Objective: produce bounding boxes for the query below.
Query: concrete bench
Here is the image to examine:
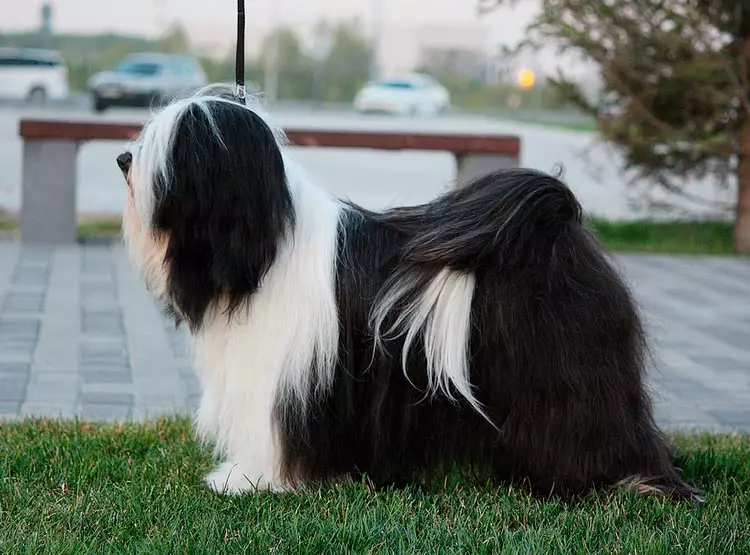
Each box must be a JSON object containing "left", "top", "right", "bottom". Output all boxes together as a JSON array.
[{"left": 18, "top": 118, "right": 521, "bottom": 244}]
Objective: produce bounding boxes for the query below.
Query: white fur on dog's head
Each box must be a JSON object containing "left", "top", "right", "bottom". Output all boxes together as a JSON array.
[{"left": 118, "top": 84, "right": 295, "bottom": 330}]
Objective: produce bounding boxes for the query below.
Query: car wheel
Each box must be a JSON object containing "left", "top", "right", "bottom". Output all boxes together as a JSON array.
[
  {"left": 93, "top": 96, "right": 108, "bottom": 113},
  {"left": 27, "top": 87, "right": 47, "bottom": 105}
]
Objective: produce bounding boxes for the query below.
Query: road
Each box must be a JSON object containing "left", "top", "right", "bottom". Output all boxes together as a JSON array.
[{"left": 0, "top": 102, "right": 736, "bottom": 219}]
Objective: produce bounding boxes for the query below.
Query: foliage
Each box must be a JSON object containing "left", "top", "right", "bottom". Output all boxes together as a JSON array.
[
  {"left": 258, "top": 27, "right": 314, "bottom": 100},
  {"left": 1, "top": 418, "right": 748, "bottom": 553},
  {"left": 319, "top": 21, "right": 373, "bottom": 102},
  {"left": 481, "top": 0, "right": 750, "bottom": 252},
  {"left": 486, "top": 1, "right": 745, "bottom": 192}
]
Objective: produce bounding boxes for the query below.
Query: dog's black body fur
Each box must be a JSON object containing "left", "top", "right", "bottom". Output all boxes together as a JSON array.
[
  {"left": 276, "top": 171, "right": 697, "bottom": 499},
  {"left": 149, "top": 96, "right": 699, "bottom": 500}
]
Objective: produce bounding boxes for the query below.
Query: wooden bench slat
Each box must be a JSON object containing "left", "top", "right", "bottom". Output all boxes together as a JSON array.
[{"left": 19, "top": 119, "right": 520, "bottom": 156}]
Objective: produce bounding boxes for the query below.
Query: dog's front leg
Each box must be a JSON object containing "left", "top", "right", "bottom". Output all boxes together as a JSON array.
[{"left": 197, "top": 383, "right": 288, "bottom": 495}]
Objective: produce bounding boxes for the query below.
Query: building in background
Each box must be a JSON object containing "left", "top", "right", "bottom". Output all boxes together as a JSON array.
[
  {"left": 418, "top": 47, "right": 487, "bottom": 81},
  {"left": 378, "top": 24, "right": 491, "bottom": 77},
  {"left": 189, "top": 21, "right": 492, "bottom": 77},
  {"left": 184, "top": 18, "right": 603, "bottom": 99}
]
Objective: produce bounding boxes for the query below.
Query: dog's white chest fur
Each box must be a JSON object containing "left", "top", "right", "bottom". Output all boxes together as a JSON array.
[{"left": 192, "top": 167, "right": 341, "bottom": 492}]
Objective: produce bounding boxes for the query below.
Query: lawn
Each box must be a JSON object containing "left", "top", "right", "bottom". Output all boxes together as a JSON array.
[
  {"left": 589, "top": 219, "right": 735, "bottom": 255},
  {"left": 0, "top": 418, "right": 748, "bottom": 554},
  {"left": 0, "top": 216, "right": 737, "bottom": 255}
]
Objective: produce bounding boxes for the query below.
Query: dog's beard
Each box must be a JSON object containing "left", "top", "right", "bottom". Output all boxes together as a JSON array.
[{"left": 122, "top": 190, "right": 169, "bottom": 300}]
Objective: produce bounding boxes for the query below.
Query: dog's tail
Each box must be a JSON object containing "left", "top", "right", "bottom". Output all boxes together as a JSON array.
[
  {"left": 367, "top": 168, "right": 584, "bottom": 425},
  {"left": 386, "top": 167, "right": 584, "bottom": 271}
]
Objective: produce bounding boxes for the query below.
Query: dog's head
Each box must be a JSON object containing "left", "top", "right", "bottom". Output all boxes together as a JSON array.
[{"left": 119, "top": 85, "right": 294, "bottom": 330}]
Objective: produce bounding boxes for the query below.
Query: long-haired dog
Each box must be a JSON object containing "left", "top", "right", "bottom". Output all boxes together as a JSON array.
[{"left": 118, "top": 85, "right": 700, "bottom": 501}]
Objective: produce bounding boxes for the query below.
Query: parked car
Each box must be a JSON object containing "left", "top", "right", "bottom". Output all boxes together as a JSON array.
[
  {"left": 353, "top": 73, "right": 451, "bottom": 116},
  {"left": 0, "top": 47, "right": 69, "bottom": 103},
  {"left": 88, "top": 53, "right": 208, "bottom": 112}
]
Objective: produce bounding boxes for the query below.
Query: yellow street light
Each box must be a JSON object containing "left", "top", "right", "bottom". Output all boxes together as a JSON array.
[{"left": 517, "top": 68, "right": 536, "bottom": 90}]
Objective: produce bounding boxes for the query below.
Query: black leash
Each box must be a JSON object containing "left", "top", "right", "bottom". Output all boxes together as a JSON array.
[{"left": 235, "top": 0, "right": 246, "bottom": 100}]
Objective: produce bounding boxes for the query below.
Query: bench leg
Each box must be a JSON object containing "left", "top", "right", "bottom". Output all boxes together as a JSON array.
[
  {"left": 21, "top": 139, "right": 79, "bottom": 245},
  {"left": 455, "top": 153, "right": 520, "bottom": 186}
]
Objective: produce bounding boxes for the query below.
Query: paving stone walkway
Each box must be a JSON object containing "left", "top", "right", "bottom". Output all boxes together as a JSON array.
[{"left": 0, "top": 240, "right": 748, "bottom": 431}]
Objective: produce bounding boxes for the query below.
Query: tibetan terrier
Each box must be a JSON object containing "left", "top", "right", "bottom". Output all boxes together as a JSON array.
[{"left": 119, "top": 84, "right": 700, "bottom": 501}]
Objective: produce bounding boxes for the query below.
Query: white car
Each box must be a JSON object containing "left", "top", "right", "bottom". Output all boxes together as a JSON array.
[
  {"left": 88, "top": 53, "right": 208, "bottom": 112},
  {"left": 353, "top": 73, "right": 451, "bottom": 116},
  {"left": 0, "top": 47, "right": 69, "bottom": 103}
]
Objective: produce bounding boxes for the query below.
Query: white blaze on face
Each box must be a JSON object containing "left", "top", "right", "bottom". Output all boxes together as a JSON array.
[{"left": 121, "top": 137, "right": 170, "bottom": 299}]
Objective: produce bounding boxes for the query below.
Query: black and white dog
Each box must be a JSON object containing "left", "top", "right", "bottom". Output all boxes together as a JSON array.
[{"left": 118, "top": 84, "right": 699, "bottom": 501}]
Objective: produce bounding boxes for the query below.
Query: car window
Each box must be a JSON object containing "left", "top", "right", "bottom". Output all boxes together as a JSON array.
[
  {"left": 114, "top": 61, "right": 162, "bottom": 76},
  {"left": 378, "top": 80, "right": 416, "bottom": 90},
  {"left": 0, "top": 56, "right": 61, "bottom": 67}
]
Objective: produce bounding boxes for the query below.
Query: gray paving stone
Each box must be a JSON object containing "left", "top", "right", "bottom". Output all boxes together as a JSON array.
[
  {"left": 80, "top": 350, "right": 129, "bottom": 363},
  {"left": 80, "top": 404, "right": 132, "bottom": 421},
  {"left": 18, "top": 254, "right": 53, "bottom": 267},
  {"left": 12, "top": 266, "right": 50, "bottom": 285},
  {"left": 687, "top": 353, "right": 750, "bottom": 371},
  {"left": 80, "top": 391, "right": 134, "bottom": 406},
  {"left": 0, "top": 318, "right": 40, "bottom": 335},
  {"left": 25, "top": 387, "right": 78, "bottom": 405},
  {"left": 2, "top": 292, "right": 45, "bottom": 312},
  {"left": 183, "top": 374, "right": 201, "bottom": 396},
  {"left": 0, "top": 362, "right": 31, "bottom": 374},
  {"left": 82, "top": 371, "right": 132, "bottom": 384},
  {"left": 1, "top": 246, "right": 749, "bottom": 429},
  {"left": 81, "top": 312, "right": 125, "bottom": 336},
  {"left": 187, "top": 393, "right": 201, "bottom": 410},
  {"left": 0, "top": 400, "right": 20, "bottom": 416},
  {"left": 0, "top": 339, "right": 37, "bottom": 358},
  {"left": 133, "top": 405, "right": 193, "bottom": 420},
  {"left": 80, "top": 362, "right": 131, "bottom": 374},
  {"left": 708, "top": 409, "right": 750, "bottom": 426},
  {"left": 653, "top": 403, "right": 722, "bottom": 427},
  {"left": 80, "top": 348, "right": 129, "bottom": 360},
  {"left": 21, "top": 403, "right": 77, "bottom": 419},
  {"left": 655, "top": 376, "right": 727, "bottom": 405},
  {"left": 29, "top": 365, "right": 80, "bottom": 375},
  {"left": 695, "top": 324, "right": 750, "bottom": 352},
  {"left": 0, "top": 374, "right": 29, "bottom": 402},
  {"left": 136, "top": 392, "right": 187, "bottom": 407}
]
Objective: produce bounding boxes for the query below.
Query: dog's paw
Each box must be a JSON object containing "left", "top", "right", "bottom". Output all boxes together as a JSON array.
[{"left": 204, "top": 461, "right": 287, "bottom": 495}]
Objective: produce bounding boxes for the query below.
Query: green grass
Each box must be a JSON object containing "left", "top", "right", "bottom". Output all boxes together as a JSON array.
[
  {"left": 76, "top": 218, "right": 123, "bottom": 239},
  {"left": 0, "top": 418, "right": 748, "bottom": 553},
  {"left": 0, "top": 216, "right": 737, "bottom": 255},
  {"left": 0, "top": 218, "right": 14, "bottom": 233},
  {"left": 0, "top": 217, "right": 123, "bottom": 239},
  {"left": 588, "top": 219, "right": 735, "bottom": 255},
  {"left": 496, "top": 112, "right": 598, "bottom": 133}
]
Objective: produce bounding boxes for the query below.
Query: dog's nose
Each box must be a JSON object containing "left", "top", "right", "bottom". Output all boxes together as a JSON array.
[{"left": 117, "top": 151, "right": 132, "bottom": 174}]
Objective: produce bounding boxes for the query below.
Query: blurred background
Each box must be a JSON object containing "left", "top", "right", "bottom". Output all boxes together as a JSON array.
[
  {"left": 0, "top": 0, "right": 597, "bottom": 117},
  {"left": 0, "top": 0, "right": 745, "bottom": 254}
]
